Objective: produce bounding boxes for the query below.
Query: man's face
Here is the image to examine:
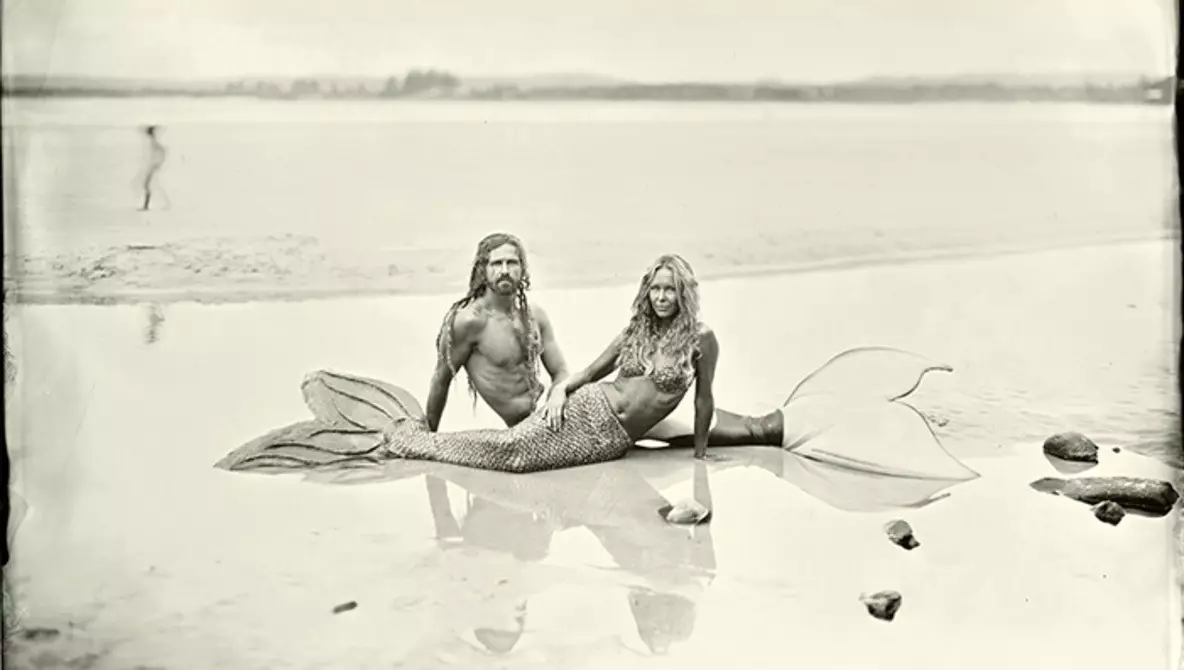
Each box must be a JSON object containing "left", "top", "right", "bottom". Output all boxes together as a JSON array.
[{"left": 485, "top": 243, "right": 524, "bottom": 294}]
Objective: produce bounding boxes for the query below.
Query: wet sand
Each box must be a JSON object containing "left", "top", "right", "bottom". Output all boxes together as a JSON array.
[{"left": 4, "top": 239, "right": 1181, "bottom": 669}]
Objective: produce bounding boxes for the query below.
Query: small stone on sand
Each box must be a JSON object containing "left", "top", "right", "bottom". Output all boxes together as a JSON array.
[
  {"left": 333, "top": 601, "right": 357, "bottom": 614},
  {"left": 1092, "top": 501, "right": 1126, "bottom": 526},
  {"left": 884, "top": 519, "right": 920, "bottom": 550},
  {"left": 664, "top": 499, "right": 710, "bottom": 525},
  {"left": 1043, "top": 432, "right": 1099, "bottom": 463},
  {"left": 860, "top": 591, "right": 903, "bottom": 622}
]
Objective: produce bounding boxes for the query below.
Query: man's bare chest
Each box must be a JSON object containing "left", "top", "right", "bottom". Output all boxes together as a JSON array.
[{"left": 473, "top": 317, "right": 538, "bottom": 368}]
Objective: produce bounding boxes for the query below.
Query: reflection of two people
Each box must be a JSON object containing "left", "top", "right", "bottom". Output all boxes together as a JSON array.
[
  {"left": 422, "top": 459, "right": 717, "bottom": 657},
  {"left": 415, "top": 448, "right": 966, "bottom": 658}
]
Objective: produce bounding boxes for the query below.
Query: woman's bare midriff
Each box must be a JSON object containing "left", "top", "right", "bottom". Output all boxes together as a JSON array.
[{"left": 598, "top": 377, "right": 687, "bottom": 440}]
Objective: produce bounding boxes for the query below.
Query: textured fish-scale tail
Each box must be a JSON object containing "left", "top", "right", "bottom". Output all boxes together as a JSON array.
[
  {"left": 218, "top": 373, "right": 634, "bottom": 473},
  {"left": 385, "top": 385, "right": 634, "bottom": 473}
]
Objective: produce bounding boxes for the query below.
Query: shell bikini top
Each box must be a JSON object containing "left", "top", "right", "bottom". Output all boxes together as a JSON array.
[{"left": 617, "top": 354, "right": 695, "bottom": 394}]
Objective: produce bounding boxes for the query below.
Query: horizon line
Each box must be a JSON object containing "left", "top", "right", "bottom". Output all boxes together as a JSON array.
[{"left": 3, "top": 68, "right": 1176, "bottom": 86}]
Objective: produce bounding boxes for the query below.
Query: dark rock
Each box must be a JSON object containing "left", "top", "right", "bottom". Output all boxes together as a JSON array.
[
  {"left": 1092, "top": 501, "right": 1126, "bottom": 526},
  {"left": 1030, "top": 476, "right": 1180, "bottom": 516},
  {"left": 332, "top": 601, "right": 357, "bottom": 614},
  {"left": 1112, "top": 447, "right": 1121, "bottom": 453},
  {"left": 1043, "top": 432, "right": 1099, "bottom": 463},
  {"left": 884, "top": 519, "right": 920, "bottom": 550},
  {"left": 860, "top": 591, "right": 903, "bottom": 621}
]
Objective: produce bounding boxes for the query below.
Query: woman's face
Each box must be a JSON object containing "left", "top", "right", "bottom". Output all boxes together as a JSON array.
[{"left": 648, "top": 267, "right": 678, "bottom": 319}]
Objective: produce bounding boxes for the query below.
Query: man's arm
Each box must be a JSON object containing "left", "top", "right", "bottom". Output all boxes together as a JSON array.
[
  {"left": 541, "top": 330, "right": 623, "bottom": 430},
  {"left": 425, "top": 308, "right": 483, "bottom": 432},
  {"left": 533, "top": 305, "right": 570, "bottom": 387},
  {"left": 692, "top": 326, "right": 719, "bottom": 460}
]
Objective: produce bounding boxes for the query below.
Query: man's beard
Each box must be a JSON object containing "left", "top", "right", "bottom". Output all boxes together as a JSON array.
[{"left": 490, "top": 276, "right": 518, "bottom": 294}]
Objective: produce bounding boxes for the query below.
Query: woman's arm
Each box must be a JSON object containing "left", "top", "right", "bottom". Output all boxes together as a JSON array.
[
  {"left": 692, "top": 327, "right": 720, "bottom": 459},
  {"left": 554, "top": 331, "right": 624, "bottom": 395}
]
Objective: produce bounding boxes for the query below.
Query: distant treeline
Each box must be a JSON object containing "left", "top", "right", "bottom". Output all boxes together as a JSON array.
[{"left": 3, "top": 68, "right": 1176, "bottom": 105}]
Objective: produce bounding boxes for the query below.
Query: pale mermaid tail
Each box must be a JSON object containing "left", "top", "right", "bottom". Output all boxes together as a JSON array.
[
  {"left": 779, "top": 347, "right": 978, "bottom": 483},
  {"left": 784, "top": 346, "right": 954, "bottom": 404}
]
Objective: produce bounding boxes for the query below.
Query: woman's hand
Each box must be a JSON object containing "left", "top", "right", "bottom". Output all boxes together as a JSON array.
[{"left": 542, "top": 384, "right": 568, "bottom": 431}]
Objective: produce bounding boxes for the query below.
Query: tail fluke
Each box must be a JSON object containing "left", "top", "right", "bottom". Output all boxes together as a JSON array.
[
  {"left": 214, "top": 420, "right": 387, "bottom": 472},
  {"left": 785, "top": 346, "right": 952, "bottom": 404},
  {"left": 782, "top": 394, "right": 978, "bottom": 481},
  {"left": 780, "top": 347, "right": 977, "bottom": 483},
  {"left": 301, "top": 370, "right": 426, "bottom": 430}
]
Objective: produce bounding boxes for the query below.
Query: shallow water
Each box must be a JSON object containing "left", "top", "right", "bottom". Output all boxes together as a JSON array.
[
  {"left": 5, "top": 240, "right": 1180, "bottom": 668},
  {"left": 3, "top": 99, "right": 1178, "bottom": 296}
]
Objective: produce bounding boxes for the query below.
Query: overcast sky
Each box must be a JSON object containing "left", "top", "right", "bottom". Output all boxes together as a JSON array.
[{"left": 2, "top": 0, "right": 1176, "bottom": 82}]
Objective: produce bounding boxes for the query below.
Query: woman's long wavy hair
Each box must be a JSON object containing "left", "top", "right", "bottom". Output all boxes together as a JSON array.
[
  {"left": 436, "top": 233, "right": 542, "bottom": 404},
  {"left": 617, "top": 254, "right": 702, "bottom": 383}
]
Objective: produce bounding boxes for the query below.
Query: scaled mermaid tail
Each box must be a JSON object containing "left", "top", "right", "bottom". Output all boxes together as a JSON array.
[
  {"left": 778, "top": 347, "right": 978, "bottom": 483},
  {"left": 217, "top": 372, "right": 634, "bottom": 473},
  {"left": 382, "top": 385, "right": 635, "bottom": 473}
]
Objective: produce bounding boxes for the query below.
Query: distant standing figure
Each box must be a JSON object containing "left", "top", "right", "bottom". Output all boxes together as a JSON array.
[
  {"left": 144, "top": 303, "right": 165, "bottom": 344},
  {"left": 140, "top": 125, "right": 167, "bottom": 211}
]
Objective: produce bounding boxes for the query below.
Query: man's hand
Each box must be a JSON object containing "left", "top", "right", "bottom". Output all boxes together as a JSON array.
[{"left": 541, "top": 386, "right": 568, "bottom": 431}]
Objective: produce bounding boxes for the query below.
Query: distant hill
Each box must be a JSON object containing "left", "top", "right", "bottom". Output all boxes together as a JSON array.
[
  {"left": 462, "top": 72, "right": 632, "bottom": 89},
  {"left": 2, "top": 70, "right": 1174, "bottom": 105}
]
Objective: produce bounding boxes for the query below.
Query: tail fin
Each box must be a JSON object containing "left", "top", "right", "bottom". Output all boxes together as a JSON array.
[
  {"left": 785, "top": 346, "right": 953, "bottom": 404},
  {"left": 214, "top": 420, "right": 387, "bottom": 472},
  {"left": 302, "top": 370, "right": 426, "bottom": 430},
  {"left": 216, "top": 370, "right": 425, "bottom": 473},
  {"left": 780, "top": 347, "right": 977, "bottom": 483}
]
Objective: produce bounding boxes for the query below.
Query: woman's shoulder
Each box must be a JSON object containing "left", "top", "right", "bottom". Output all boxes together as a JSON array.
[{"left": 695, "top": 321, "right": 718, "bottom": 354}]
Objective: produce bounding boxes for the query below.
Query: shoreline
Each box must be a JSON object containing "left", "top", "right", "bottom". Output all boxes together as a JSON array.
[{"left": 5, "top": 229, "right": 1178, "bottom": 307}]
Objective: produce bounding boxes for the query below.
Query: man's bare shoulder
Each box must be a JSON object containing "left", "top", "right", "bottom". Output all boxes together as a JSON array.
[
  {"left": 449, "top": 303, "right": 489, "bottom": 341},
  {"left": 530, "top": 301, "right": 553, "bottom": 327}
]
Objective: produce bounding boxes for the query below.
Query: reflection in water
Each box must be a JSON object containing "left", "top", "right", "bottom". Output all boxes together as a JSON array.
[
  {"left": 417, "top": 459, "right": 717, "bottom": 657},
  {"left": 773, "top": 450, "right": 968, "bottom": 513},
  {"left": 1043, "top": 454, "right": 1098, "bottom": 475},
  {"left": 308, "top": 446, "right": 974, "bottom": 661},
  {"left": 143, "top": 303, "right": 165, "bottom": 344},
  {"left": 470, "top": 599, "right": 528, "bottom": 655}
]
